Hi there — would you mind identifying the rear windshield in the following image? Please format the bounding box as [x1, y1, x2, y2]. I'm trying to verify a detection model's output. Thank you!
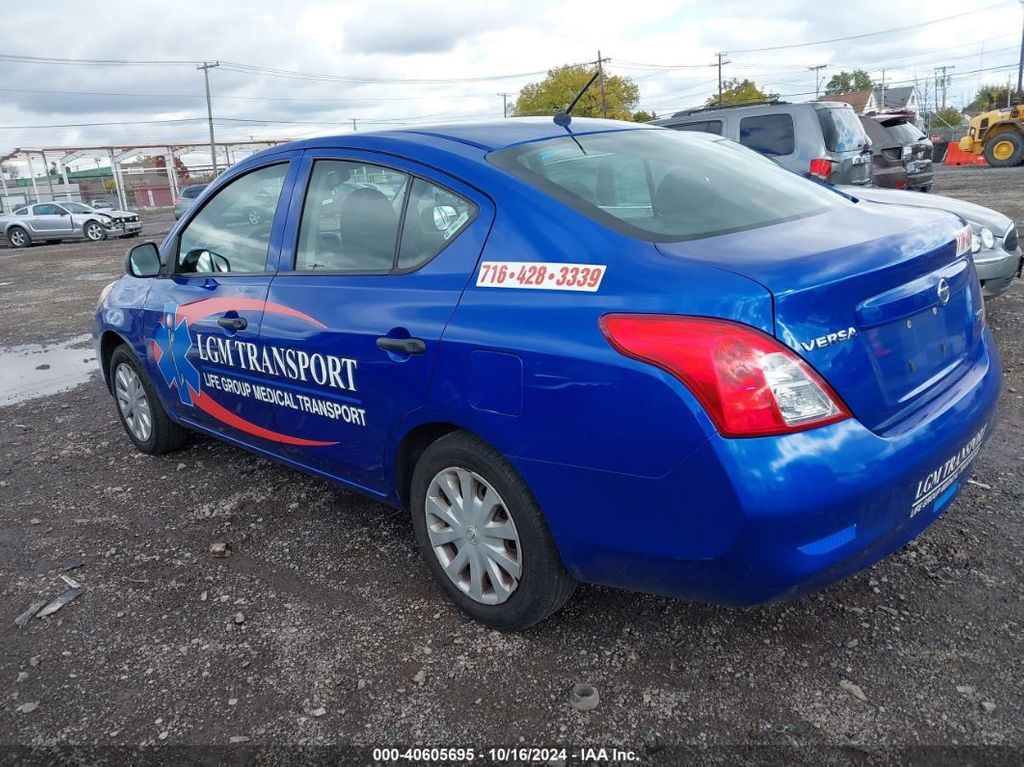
[885, 122, 926, 144]
[488, 129, 844, 242]
[817, 108, 869, 153]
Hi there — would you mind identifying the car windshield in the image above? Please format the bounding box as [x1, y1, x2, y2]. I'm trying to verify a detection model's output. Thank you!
[817, 108, 869, 152]
[488, 129, 844, 242]
[886, 122, 926, 143]
[63, 202, 95, 213]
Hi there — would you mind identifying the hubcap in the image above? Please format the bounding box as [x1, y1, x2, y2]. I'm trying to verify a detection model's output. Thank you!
[10, 229, 26, 246]
[993, 140, 1015, 161]
[425, 467, 522, 605]
[114, 363, 152, 443]
[87, 224, 103, 240]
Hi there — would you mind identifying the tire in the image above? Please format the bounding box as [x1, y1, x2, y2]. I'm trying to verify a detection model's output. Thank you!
[7, 226, 30, 248]
[84, 221, 107, 242]
[983, 133, 1024, 167]
[109, 345, 188, 455]
[410, 431, 575, 630]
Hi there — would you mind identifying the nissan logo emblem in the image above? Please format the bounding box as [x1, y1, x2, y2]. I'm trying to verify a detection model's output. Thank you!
[936, 278, 951, 306]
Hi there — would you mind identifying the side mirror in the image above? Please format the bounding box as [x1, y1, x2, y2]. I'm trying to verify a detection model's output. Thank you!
[126, 242, 161, 278]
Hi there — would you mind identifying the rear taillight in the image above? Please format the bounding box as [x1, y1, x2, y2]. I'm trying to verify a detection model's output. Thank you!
[600, 315, 851, 438]
[809, 158, 832, 179]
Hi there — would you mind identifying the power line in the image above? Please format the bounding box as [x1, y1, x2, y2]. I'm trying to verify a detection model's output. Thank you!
[729, 1, 1012, 53]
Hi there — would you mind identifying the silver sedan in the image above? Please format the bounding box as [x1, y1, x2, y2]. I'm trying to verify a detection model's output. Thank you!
[0, 201, 142, 247]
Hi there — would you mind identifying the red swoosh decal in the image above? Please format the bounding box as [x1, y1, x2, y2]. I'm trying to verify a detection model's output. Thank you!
[148, 338, 162, 362]
[176, 297, 325, 328]
[190, 388, 338, 447]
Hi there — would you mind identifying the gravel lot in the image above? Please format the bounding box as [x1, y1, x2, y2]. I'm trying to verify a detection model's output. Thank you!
[1, 169, 1022, 762]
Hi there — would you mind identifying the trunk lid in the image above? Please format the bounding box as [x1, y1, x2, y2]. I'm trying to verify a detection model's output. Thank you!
[657, 202, 985, 432]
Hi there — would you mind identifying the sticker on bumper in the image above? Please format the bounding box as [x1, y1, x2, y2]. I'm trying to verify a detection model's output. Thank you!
[910, 425, 987, 516]
[477, 262, 606, 292]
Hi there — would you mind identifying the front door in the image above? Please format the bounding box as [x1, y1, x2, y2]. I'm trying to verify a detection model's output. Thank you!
[140, 159, 314, 448]
[259, 153, 492, 492]
[29, 203, 74, 236]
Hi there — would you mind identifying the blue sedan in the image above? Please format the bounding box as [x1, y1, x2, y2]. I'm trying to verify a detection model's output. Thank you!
[95, 118, 1000, 629]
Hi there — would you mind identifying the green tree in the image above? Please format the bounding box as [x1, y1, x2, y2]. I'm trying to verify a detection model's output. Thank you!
[932, 107, 963, 130]
[512, 64, 640, 120]
[824, 69, 874, 95]
[631, 110, 657, 122]
[706, 78, 774, 107]
[969, 84, 1011, 112]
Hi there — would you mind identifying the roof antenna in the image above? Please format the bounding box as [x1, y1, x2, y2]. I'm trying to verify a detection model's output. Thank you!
[554, 68, 602, 127]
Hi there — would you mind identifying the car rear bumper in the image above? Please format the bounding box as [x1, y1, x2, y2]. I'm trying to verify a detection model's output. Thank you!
[522, 330, 1001, 606]
[869, 165, 909, 189]
[906, 163, 934, 190]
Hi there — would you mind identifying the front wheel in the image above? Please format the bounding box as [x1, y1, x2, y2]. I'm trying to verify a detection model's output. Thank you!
[109, 346, 188, 454]
[7, 226, 30, 248]
[984, 133, 1024, 167]
[410, 431, 575, 630]
[84, 221, 107, 242]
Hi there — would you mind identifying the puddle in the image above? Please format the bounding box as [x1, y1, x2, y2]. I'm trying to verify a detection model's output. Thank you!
[0, 334, 99, 406]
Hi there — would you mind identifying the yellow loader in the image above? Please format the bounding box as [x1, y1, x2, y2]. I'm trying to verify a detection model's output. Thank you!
[959, 105, 1024, 167]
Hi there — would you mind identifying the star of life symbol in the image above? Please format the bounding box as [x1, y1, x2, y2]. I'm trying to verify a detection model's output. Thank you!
[152, 301, 201, 406]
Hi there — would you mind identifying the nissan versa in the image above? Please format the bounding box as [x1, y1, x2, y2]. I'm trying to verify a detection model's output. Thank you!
[94, 118, 1000, 629]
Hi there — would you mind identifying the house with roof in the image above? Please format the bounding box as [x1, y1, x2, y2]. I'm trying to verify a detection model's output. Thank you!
[818, 85, 919, 116]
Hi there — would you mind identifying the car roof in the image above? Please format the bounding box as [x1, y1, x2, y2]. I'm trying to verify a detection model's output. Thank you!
[268, 117, 653, 154]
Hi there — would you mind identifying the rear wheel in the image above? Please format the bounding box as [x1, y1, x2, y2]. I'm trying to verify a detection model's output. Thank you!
[410, 431, 575, 630]
[109, 346, 188, 455]
[84, 221, 107, 242]
[7, 226, 29, 248]
[984, 133, 1024, 167]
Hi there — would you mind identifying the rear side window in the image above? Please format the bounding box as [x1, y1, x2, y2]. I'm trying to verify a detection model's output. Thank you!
[489, 129, 842, 242]
[671, 120, 723, 136]
[397, 178, 476, 270]
[182, 186, 204, 199]
[739, 114, 794, 156]
[14, 208, 27, 215]
[295, 160, 409, 272]
[817, 108, 869, 152]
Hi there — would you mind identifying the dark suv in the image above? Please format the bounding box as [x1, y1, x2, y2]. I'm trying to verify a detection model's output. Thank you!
[651, 101, 873, 185]
[860, 113, 933, 191]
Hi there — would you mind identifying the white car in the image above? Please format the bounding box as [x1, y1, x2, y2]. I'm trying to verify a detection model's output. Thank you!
[1, 201, 142, 247]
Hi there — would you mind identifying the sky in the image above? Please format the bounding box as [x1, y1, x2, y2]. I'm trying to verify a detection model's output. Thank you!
[0, 0, 1019, 169]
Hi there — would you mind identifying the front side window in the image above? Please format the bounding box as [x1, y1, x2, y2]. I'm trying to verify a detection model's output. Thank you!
[739, 114, 795, 156]
[34, 204, 64, 216]
[489, 128, 843, 242]
[177, 163, 288, 274]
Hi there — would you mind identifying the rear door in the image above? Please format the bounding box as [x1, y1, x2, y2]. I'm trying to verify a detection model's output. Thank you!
[141, 158, 306, 445]
[259, 151, 493, 492]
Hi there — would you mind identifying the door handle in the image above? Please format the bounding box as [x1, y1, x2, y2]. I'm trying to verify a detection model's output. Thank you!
[217, 316, 247, 330]
[376, 336, 426, 355]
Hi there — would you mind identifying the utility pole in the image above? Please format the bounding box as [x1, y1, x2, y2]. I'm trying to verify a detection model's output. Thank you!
[1017, 0, 1024, 102]
[351, 119, 358, 131]
[809, 64, 827, 99]
[197, 61, 220, 176]
[597, 50, 608, 118]
[879, 69, 886, 111]
[498, 92, 512, 118]
[934, 65, 954, 110]
[715, 52, 730, 105]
